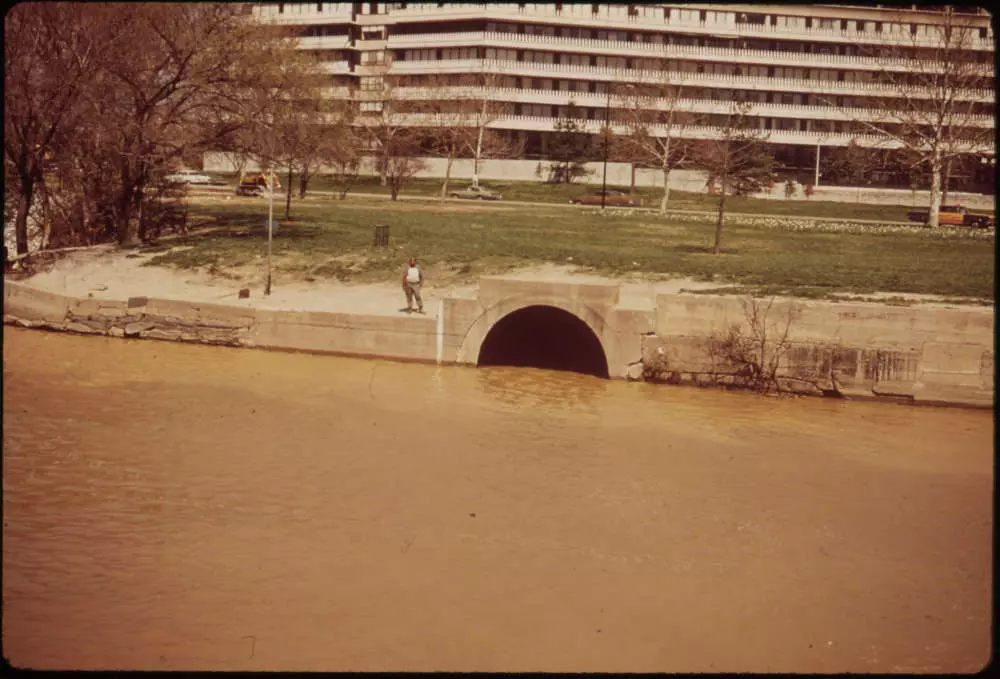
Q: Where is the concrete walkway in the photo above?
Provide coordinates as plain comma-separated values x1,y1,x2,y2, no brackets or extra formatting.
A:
19,245,736,319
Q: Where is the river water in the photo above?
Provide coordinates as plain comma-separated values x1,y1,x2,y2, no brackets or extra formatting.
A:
2,328,992,673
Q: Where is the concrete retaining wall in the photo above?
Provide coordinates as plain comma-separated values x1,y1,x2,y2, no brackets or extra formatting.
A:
2,281,439,364
4,279,993,407
644,294,993,407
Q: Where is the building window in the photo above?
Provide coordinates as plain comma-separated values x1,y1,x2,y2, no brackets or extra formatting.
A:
804,17,812,29
278,3,284,13
628,5,638,17
910,23,918,35
840,19,848,31
699,10,707,23
316,2,322,10
592,3,599,14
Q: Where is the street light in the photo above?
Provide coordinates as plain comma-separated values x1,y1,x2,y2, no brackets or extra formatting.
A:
265,168,274,296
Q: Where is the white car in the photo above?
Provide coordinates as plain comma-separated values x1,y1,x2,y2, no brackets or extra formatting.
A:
165,170,212,185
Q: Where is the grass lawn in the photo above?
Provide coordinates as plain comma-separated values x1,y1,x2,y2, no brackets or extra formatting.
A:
143,194,995,302
210,172,923,223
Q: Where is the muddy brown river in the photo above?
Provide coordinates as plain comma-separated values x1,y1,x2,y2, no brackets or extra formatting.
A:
2,328,992,672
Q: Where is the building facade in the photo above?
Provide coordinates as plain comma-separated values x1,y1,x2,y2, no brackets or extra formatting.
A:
252,2,995,190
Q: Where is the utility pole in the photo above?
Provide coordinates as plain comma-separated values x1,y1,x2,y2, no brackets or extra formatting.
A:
601,83,611,209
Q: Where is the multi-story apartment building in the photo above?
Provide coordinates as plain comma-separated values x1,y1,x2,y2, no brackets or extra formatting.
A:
252,2,995,190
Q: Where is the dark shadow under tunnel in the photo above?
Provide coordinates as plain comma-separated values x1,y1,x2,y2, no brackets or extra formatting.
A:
477,305,610,378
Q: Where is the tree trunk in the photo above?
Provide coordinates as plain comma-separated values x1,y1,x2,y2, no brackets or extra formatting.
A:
941,156,953,206
713,188,727,255
298,164,310,199
117,182,139,246
285,165,293,219
631,164,636,191
136,185,147,242
659,166,671,215
441,154,454,198
927,148,943,228
14,174,34,256
473,120,485,189
379,150,388,186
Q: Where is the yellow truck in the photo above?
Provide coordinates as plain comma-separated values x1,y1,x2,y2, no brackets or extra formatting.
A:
906,204,994,228
236,172,280,197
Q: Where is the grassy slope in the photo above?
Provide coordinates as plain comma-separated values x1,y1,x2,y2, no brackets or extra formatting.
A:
145,196,995,301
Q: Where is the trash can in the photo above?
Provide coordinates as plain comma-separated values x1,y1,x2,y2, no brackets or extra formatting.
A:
374,224,390,247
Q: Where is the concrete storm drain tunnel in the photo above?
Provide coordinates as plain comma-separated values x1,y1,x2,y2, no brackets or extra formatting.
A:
477,305,610,378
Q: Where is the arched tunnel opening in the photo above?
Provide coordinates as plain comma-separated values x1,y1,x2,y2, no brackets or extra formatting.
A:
477,305,610,378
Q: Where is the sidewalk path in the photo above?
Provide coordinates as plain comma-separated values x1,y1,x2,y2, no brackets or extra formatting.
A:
19,246,734,318
192,185,916,226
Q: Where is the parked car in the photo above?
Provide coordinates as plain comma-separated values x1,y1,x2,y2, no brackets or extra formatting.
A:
906,204,994,228
449,185,503,200
569,189,641,207
165,169,213,185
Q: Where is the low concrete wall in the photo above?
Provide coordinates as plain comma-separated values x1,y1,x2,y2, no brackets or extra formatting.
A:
2,281,440,365
203,152,993,209
644,294,993,407
4,279,993,407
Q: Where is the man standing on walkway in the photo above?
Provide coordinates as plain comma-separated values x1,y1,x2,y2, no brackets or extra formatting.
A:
402,256,424,313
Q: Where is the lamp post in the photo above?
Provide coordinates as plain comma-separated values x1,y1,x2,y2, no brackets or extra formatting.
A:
814,142,822,187
265,168,274,296
601,83,611,209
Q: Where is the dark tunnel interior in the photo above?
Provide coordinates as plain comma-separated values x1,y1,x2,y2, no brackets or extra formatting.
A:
477,305,610,378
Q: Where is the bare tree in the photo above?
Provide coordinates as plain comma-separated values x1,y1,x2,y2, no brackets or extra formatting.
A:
709,296,799,394
692,100,774,255
5,5,314,251
615,75,699,214
422,74,472,198
328,124,365,200
4,4,109,255
360,78,430,200
842,9,994,226
380,128,428,201
463,72,518,189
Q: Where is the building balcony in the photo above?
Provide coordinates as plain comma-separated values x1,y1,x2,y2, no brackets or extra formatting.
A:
388,85,994,128
254,2,353,25
347,108,992,154
319,61,353,74
506,114,967,151
355,38,388,51
388,59,994,102
297,35,352,50
385,3,994,51
387,30,993,77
